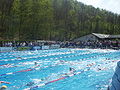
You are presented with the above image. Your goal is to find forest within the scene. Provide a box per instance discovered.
[0,0,120,41]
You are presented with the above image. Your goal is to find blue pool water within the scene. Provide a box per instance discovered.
[0,48,120,90]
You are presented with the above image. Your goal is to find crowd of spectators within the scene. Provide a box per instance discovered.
[61,40,120,49]
[0,41,61,47]
[0,40,120,50]
[0,41,37,47]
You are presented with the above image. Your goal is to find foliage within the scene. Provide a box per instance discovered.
[0,0,120,41]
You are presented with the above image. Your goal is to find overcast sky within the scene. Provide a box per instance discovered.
[77,0,120,14]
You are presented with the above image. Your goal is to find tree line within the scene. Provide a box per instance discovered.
[0,0,120,41]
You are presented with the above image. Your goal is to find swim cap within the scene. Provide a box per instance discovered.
[1,85,7,89]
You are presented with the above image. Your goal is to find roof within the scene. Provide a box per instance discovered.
[109,35,120,38]
[92,33,120,39]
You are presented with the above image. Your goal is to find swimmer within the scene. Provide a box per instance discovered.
[0,64,11,68]
[56,60,66,65]
[26,78,46,86]
[0,64,8,67]
[3,64,17,68]
[97,67,107,71]
[112,60,116,62]
[69,67,76,73]
[0,85,7,90]
[61,67,76,77]
[60,60,65,63]
[17,57,22,59]
[87,63,95,67]
[34,62,38,66]
[26,82,35,86]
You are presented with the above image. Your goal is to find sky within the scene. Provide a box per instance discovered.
[77,0,120,14]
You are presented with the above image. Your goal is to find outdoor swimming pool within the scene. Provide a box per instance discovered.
[0,48,120,90]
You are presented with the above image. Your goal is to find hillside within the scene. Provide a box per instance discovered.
[0,0,120,41]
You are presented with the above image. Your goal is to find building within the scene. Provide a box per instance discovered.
[74,33,120,42]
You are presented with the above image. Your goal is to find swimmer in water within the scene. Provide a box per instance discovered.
[30,62,40,68]
[26,78,46,86]
[34,62,38,66]
[1,64,11,68]
[87,63,95,67]
[69,67,76,73]
[59,60,67,64]
[3,64,17,68]
[55,60,66,65]
[61,67,76,77]
[26,82,35,86]
[98,67,107,71]
[17,57,22,59]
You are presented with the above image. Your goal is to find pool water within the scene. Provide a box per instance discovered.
[0,48,120,90]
